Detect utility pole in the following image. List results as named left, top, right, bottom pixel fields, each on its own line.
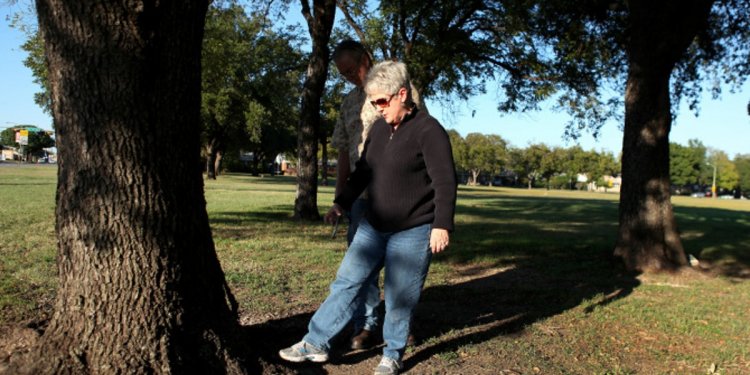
left=707, top=161, right=717, bottom=198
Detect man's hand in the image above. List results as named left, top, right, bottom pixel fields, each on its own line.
left=429, top=228, right=450, bottom=254
left=325, top=203, right=344, bottom=224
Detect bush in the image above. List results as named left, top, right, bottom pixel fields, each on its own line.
left=550, top=175, right=572, bottom=189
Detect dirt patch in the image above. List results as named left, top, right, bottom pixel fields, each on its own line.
left=0, top=322, right=43, bottom=375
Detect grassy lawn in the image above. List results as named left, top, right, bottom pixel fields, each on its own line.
left=1, top=164, right=749, bottom=374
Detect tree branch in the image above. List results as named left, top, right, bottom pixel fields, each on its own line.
left=336, top=0, right=369, bottom=47
left=397, top=0, right=411, bottom=56
left=300, top=0, right=314, bottom=31
left=409, top=0, right=437, bottom=46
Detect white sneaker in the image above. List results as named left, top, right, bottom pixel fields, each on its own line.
left=278, top=341, right=329, bottom=363
left=373, top=356, right=402, bottom=375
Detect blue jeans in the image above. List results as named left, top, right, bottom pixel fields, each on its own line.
left=304, top=219, right=432, bottom=361
left=347, top=198, right=380, bottom=332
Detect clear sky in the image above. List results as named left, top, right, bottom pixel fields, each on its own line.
left=426, top=81, right=750, bottom=157
left=2, top=5, right=748, bottom=157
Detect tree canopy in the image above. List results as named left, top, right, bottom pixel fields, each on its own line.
left=735, top=155, right=750, bottom=192
left=708, top=149, right=740, bottom=190
left=670, top=140, right=706, bottom=186
left=201, top=3, right=304, bottom=178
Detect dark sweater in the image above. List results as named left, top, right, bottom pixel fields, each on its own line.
left=335, top=109, right=457, bottom=232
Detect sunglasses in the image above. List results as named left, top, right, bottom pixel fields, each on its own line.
left=370, top=94, right=396, bottom=109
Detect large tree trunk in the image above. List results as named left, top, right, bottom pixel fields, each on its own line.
left=295, top=0, right=336, bottom=220
left=19, top=1, right=246, bottom=373
left=614, top=0, right=714, bottom=272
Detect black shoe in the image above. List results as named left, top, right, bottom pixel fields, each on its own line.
left=351, top=329, right=376, bottom=350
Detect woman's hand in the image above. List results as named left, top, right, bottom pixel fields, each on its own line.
left=325, top=203, right=344, bottom=224
left=429, top=228, right=450, bottom=254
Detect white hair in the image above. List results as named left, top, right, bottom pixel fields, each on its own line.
left=364, top=61, right=414, bottom=106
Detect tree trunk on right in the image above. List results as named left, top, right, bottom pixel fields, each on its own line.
left=614, top=0, right=714, bottom=272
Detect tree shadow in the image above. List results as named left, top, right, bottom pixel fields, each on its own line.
left=446, top=193, right=749, bottom=278
left=229, top=191, right=746, bottom=371
left=237, top=253, right=639, bottom=373
left=673, top=205, right=750, bottom=278
left=239, top=311, right=383, bottom=374
left=232, top=194, right=642, bottom=372
left=209, top=208, right=299, bottom=239
left=405, top=260, right=638, bottom=371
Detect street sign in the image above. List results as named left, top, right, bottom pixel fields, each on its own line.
left=18, top=130, right=29, bottom=145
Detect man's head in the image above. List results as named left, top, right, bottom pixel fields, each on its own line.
left=332, top=40, right=372, bottom=87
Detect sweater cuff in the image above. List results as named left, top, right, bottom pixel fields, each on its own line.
left=432, top=216, right=454, bottom=232
left=333, top=193, right=354, bottom=212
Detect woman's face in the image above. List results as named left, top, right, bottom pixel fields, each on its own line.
left=335, top=53, right=369, bottom=87
left=369, top=88, right=408, bottom=125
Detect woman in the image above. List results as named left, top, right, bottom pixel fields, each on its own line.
left=279, top=61, right=456, bottom=375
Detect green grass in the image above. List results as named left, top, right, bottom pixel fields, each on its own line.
left=1, top=164, right=749, bottom=374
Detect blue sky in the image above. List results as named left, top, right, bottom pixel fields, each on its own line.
left=2, top=4, right=748, bottom=157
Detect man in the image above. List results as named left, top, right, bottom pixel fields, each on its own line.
left=331, top=40, right=381, bottom=350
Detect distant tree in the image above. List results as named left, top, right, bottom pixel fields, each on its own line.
left=24, top=130, right=55, bottom=160
left=295, top=0, right=336, bottom=220
left=559, top=146, right=589, bottom=190
left=589, top=150, right=619, bottom=190
left=735, top=154, right=750, bottom=193
left=0, top=128, right=16, bottom=147
left=487, top=134, right=509, bottom=172
left=201, top=3, right=303, bottom=179
left=446, top=129, right=469, bottom=183
left=670, top=141, right=704, bottom=186
left=540, top=146, right=565, bottom=189
left=463, top=133, right=506, bottom=185
left=709, top=150, right=740, bottom=190
left=511, top=144, right=548, bottom=189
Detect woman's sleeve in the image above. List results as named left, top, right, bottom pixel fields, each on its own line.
left=421, top=121, right=457, bottom=231
left=333, top=138, right=372, bottom=211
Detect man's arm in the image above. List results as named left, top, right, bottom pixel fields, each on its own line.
left=335, top=151, right=351, bottom=197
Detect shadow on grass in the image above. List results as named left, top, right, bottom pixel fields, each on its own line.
left=216, top=173, right=324, bottom=187
left=229, top=193, right=748, bottom=372
left=209, top=208, right=299, bottom=239
left=237, top=246, right=639, bottom=374
left=674, top=206, right=750, bottom=278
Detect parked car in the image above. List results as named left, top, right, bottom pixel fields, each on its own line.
left=690, top=192, right=705, bottom=198
left=718, top=194, right=735, bottom=200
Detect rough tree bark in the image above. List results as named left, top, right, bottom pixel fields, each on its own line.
left=614, top=0, right=714, bottom=272
left=18, top=1, right=247, bottom=373
left=295, top=0, right=336, bottom=220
